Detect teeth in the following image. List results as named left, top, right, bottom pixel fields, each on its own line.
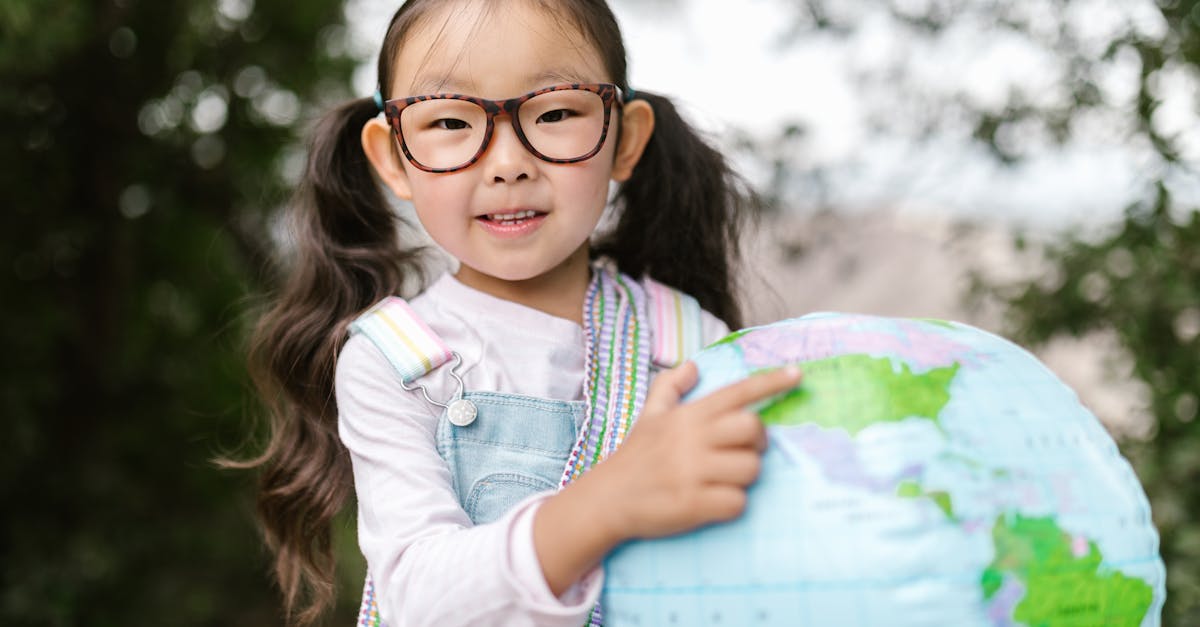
left=489, top=210, right=539, bottom=221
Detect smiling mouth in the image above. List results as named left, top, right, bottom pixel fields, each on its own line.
left=478, top=210, right=547, bottom=225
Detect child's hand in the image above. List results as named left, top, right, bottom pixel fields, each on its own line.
left=595, top=361, right=802, bottom=541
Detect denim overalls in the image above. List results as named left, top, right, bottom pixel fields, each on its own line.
left=350, top=270, right=707, bottom=626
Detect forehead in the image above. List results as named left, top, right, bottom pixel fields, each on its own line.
left=391, top=0, right=610, bottom=97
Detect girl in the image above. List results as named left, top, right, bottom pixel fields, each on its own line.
left=247, top=0, right=801, bottom=625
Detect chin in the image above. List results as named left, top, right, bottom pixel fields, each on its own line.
left=460, top=258, right=550, bottom=283
left=492, top=264, right=553, bottom=283
left=460, top=245, right=587, bottom=284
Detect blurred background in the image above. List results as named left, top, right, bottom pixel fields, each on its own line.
left=3, top=0, right=1198, bottom=624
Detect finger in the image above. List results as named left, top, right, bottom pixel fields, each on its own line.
left=698, top=485, right=750, bottom=523
left=704, top=411, right=766, bottom=449
left=690, top=365, right=801, bottom=415
left=641, top=361, right=698, bottom=416
left=699, top=450, right=763, bottom=486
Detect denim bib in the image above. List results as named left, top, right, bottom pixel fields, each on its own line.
left=436, top=391, right=586, bottom=525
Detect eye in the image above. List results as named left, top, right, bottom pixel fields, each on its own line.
left=433, top=118, right=470, bottom=130
left=537, top=109, right=573, bottom=123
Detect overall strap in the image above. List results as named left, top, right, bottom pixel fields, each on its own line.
left=349, top=296, right=451, bottom=627
left=643, top=276, right=706, bottom=369
left=348, top=296, right=452, bottom=383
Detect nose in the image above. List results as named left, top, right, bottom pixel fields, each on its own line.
left=481, top=116, right=536, bottom=184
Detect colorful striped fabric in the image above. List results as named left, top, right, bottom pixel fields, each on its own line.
left=556, top=265, right=656, bottom=627
left=357, top=577, right=382, bottom=627
left=643, top=277, right=704, bottom=369
left=348, top=296, right=453, bottom=384
left=557, top=266, right=651, bottom=488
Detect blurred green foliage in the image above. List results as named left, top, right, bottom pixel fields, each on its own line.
left=1, top=0, right=362, bottom=624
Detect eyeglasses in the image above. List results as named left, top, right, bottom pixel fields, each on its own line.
left=382, top=83, right=624, bottom=173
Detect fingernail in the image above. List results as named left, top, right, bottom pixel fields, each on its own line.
left=782, top=365, right=801, bottom=379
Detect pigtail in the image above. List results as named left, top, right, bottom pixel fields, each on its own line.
left=242, top=97, right=425, bottom=625
left=595, top=90, right=759, bottom=330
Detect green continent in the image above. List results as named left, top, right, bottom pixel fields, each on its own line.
left=929, top=491, right=953, bottom=519
left=896, top=480, right=955, bottom=520
left=758, top=354, right=959, bottom=434
left=980, top=514, right=1153, bottom=625
left=896, top=480, right=922, bottom=498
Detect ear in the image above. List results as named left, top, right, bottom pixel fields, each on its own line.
left=611, top=99, right=654, bottom=183
left=361, top=117, right=413, bottom=200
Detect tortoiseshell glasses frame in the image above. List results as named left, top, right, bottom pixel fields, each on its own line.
left=382, top=82, right=625, bottom=174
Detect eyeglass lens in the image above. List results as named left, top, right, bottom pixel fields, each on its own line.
left=399, top=89, right=607, bottom=171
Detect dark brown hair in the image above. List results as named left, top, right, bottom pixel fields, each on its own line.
left=245, top=0, right=756, bottom=623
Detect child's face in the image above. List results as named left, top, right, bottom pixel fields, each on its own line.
left=370, top=0, right=642, bottom=287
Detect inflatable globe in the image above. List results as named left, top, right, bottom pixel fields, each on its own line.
left=602, top=313, right=1165, bottom=626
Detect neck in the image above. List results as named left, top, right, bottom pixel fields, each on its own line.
left=453, top=246, right=593, bottom=325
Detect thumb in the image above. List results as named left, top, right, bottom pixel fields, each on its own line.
left=642, top=361, right=698, bottom=416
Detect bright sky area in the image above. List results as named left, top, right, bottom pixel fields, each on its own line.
left=347, top=0, right=1200, bottom=232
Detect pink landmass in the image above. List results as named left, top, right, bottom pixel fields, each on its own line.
left=739, top=315, right=985, bottom=372
left=1071, top=535, right=1090, bottom=558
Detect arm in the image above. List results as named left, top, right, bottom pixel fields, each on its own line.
left=337, top=336, right=599, bottom=627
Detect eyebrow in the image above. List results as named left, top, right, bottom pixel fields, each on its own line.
left=407, top=68, right=596, bottom=97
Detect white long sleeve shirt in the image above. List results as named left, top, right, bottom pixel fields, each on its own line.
left=336, top=272, right=730, bottom=626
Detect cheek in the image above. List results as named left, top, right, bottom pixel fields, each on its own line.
left=408, top=177, right=472, bottom=230
left=563, top=161, right=616, bottom=209
left=410, top=168, right=474, bottom=202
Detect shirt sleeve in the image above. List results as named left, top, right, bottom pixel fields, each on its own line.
left=336, top=334, right=603, bottom=627
left=699, top=308, right=733, bottom=346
